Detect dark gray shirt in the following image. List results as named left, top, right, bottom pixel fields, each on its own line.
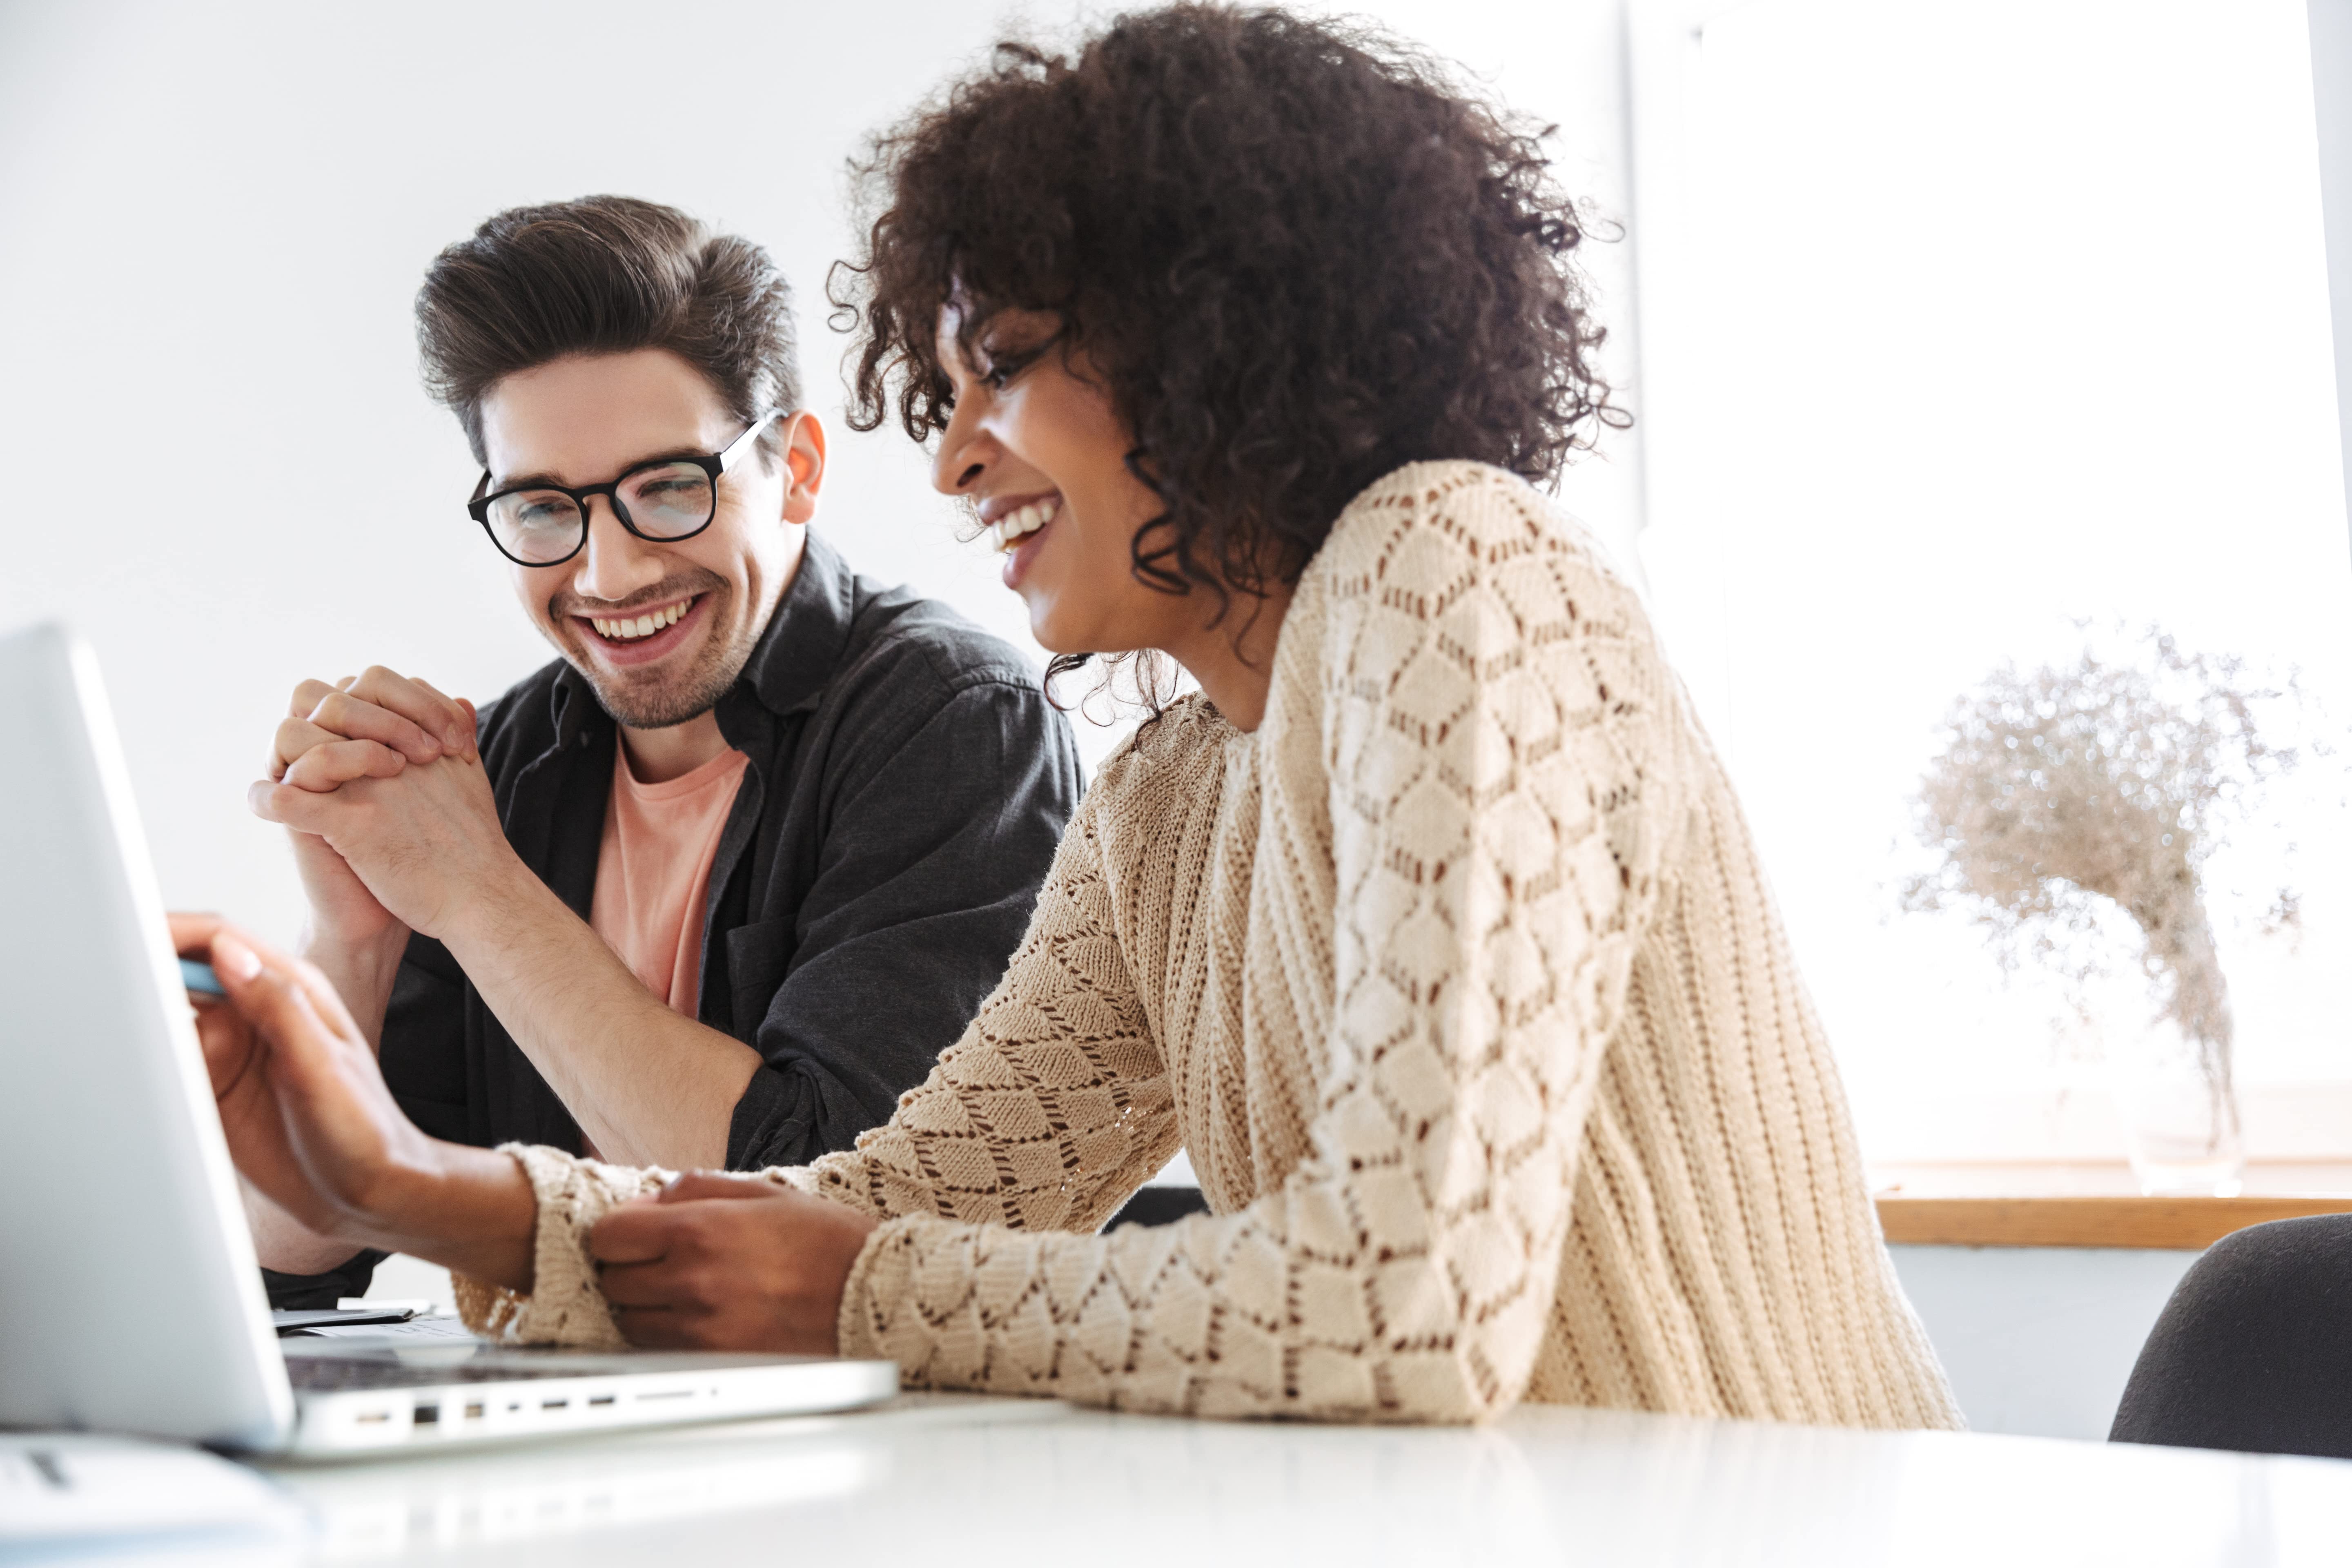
left=265, top=533, right=1081, bottom=1307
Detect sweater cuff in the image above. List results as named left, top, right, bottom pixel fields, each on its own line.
left=835, top=1214, right=925, bottom=1370
left=454, top=1145, right=670, bottom=1348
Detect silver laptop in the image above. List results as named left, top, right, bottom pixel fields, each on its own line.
left=0, top=623, right=897, bottom=1457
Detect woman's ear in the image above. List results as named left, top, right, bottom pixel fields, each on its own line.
left=780, top=412, right=827, bottom=524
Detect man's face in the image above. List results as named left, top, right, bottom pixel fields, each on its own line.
left=478, top=349, right=822, bottom=731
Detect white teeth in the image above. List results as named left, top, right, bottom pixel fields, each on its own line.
left=989, top=497, right=1060, bottom=553
left=590, top=600, right=692, bottom=641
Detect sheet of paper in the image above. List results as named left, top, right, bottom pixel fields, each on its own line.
left=0, top=1433, right=303, bottom=1543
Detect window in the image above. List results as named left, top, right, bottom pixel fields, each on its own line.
left=1630, top=0, right=2352, bottom=1178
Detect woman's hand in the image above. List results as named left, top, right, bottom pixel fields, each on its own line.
left=171, top=912, right=536, bottom=1292
left=174, top=911, right=411, bottom=1236
left=590, top=1174, right=880, bottom=1354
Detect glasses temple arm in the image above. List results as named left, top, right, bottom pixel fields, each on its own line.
left=717, top=409, right=784, bottom=472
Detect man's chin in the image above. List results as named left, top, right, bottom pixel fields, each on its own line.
left=573, top=663, right=737, bottom=731
left=545, top=595, right=757, bottom=732
left=559, top=634, right=741, bottom=731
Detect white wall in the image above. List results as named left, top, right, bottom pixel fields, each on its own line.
left=2309, top=0, right=2352, bottom=539
left=0, top=0, right=1638, bottom=946
left=1891, top=1245, right=2198, bottom=1441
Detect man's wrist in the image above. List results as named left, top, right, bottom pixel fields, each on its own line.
left=439, top=851, right=557, bottom=958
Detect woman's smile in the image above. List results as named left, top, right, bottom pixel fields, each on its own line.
left=980, top=489, right=1062, bottom=589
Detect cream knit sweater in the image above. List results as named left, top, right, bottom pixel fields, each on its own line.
left=460, top=461, right=1960, bottom=1429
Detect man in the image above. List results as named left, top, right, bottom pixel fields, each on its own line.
left=249, top=196, right=1082, bottom=1305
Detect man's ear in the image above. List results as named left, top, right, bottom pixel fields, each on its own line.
left=779, top=412, right=826, bottom=526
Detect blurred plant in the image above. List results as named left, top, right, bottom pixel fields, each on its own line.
left=1900, top=628, right=2302, bottom=1118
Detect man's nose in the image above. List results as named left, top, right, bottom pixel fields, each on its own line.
left=571, top=497, right=666, bottom=602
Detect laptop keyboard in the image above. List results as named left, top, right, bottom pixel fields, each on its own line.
left=287, top=1356, right=593, bottom=1392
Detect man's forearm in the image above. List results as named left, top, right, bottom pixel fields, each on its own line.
left=441, top=867, right=762, bottom=1171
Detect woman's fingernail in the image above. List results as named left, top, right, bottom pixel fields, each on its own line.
left=213, top=932, right=262, bottom=982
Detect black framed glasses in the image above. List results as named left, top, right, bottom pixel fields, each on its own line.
left=466, top=411, right=782, bottom=567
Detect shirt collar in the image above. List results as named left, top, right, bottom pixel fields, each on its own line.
left=737, top=529, right=860, bottom=718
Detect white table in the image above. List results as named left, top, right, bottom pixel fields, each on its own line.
left=232, top=1392, right=2352, bottom=1566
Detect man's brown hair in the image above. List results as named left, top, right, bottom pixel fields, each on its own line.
left=416, top=195, right=800, bottom=466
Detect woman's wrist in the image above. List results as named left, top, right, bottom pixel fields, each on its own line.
left=357, top=1140, right=537, bottom=1294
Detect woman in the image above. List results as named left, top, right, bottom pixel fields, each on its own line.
left=187, top=3, right=1958, bottom=1427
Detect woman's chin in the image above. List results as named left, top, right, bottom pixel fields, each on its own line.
left=1029, top=612, right=1132, bottom=660
left=1028, top=616, right=1087, bottom=656
left=1020, top=592, right=1079, bottom=654
left=1020, top=579, right=1160, bottom=659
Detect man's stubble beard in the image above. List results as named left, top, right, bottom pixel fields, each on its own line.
left=591, top=642, right=742, bottom=730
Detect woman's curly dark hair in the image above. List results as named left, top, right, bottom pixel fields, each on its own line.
left=831, top=2, right=1625, bottom=685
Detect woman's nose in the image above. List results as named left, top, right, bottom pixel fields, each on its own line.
left=932, top=405, right=989, bottom=497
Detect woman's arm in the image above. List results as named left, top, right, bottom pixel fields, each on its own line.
left=834, top=470, right=1679, bottom=1420
left=437, top=787, right=1185, bottom=1350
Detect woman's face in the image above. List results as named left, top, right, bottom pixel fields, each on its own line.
left=931, top=308, right=1195, bottom=655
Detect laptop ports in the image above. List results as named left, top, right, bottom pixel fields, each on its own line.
left=412, top=1405, right=439, bottom=1427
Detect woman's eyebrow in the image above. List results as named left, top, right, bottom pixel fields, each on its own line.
left=974, top=327, right=1062, bottom=368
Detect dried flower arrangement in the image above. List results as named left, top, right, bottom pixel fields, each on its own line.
left=1900, top=628, right=2301, bottom=1125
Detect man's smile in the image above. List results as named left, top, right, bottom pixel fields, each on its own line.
left=588, top=595, right=695, bottom=641
left=570, top=591, right=711, bottom=667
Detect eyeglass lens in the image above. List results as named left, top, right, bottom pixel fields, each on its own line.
left=486, top=462, right=717, bottom=565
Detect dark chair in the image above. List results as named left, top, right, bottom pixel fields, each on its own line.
left=1107, top=1185, right=1210, bottom=1229
left=2109, top=1212, right=2352, bottom=1459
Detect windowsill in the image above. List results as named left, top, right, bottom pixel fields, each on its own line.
left=1870, top=1159, right=2352, bottom=1198
left=1871, top=1162, right=2352, bottom=1248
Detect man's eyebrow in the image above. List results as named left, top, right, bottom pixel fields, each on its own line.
left=489, top=444, right=712, bottom=492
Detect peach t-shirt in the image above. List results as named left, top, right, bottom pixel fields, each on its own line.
left=588, top=744, right=751, bottom=1016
